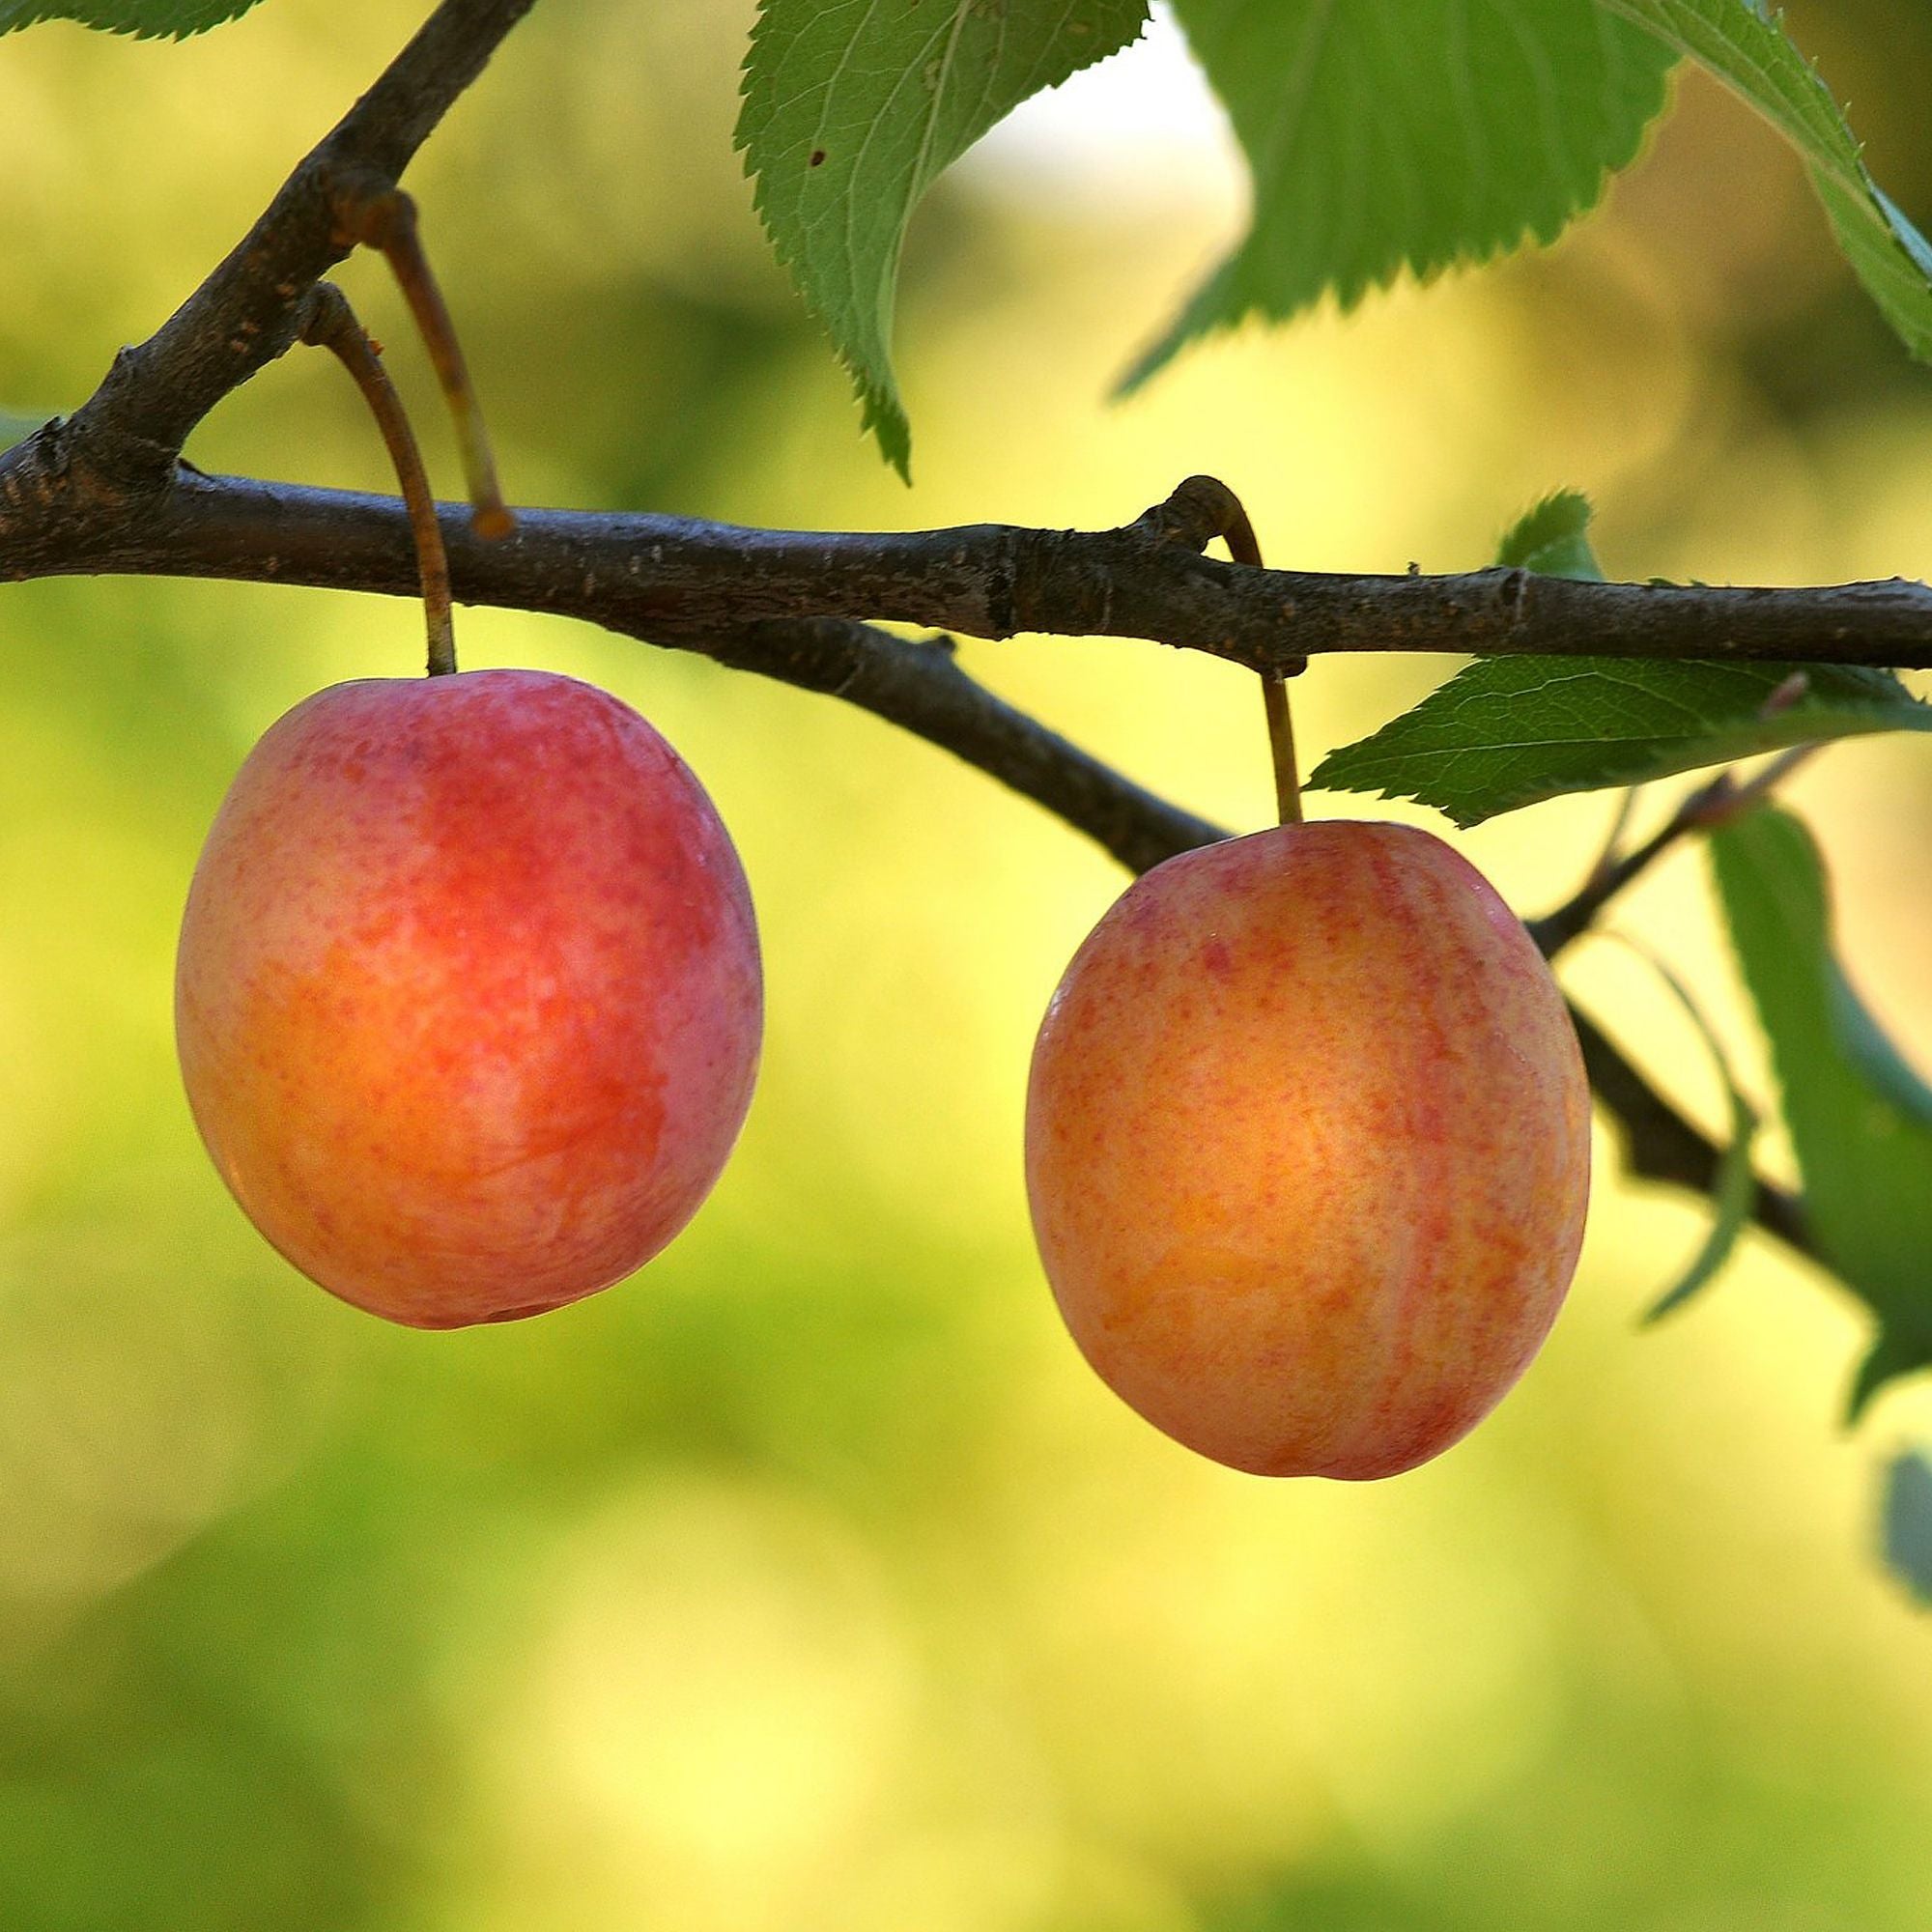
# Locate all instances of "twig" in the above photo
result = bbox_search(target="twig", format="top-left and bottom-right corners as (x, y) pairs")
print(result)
(678, 628), (1823, 1268)
(43, 0), (537, 492)
(1585, 787), (1641, 891)
(702, 617), (1228, 877)
(8, 472), (1932, 669)
(1530, 742), (1828, 956)
(1569, 1006), (1807, 1252)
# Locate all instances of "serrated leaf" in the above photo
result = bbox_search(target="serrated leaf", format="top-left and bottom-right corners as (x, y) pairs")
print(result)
(1496, 490), (1605, 581)
(1319, 490), (1932, 823)
(1709, 807), (1932, 1421)
(1881, 1450), (1932, 1606)
(1126, 0), (1675, 387)
(1601, 0), (1932, 366)
(738, 0), (1148, 477)
(1602, 939), (1758, 1322)
(1310, 659), (1932, 827)
(0, 0), (262, 37)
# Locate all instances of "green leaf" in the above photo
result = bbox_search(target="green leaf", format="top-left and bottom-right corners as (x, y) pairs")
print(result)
(1846, 1329), (1932, 1430)
(0, 0), (263, 37)
(1316, 491), (1932, 824)
(1709, 806), (1932, 1420)
(1601, 0), (1932, 365)
(1881, 1450), (1932, 1606)
(1127, 0), (1676, 387)
(1646, 1074), (1756, 1321)
(1495, 490), (1605, 581)
(1602, 940), (1759, 1323)
(738, 0), (1149, 477)
(1310, 658), (1932, 827)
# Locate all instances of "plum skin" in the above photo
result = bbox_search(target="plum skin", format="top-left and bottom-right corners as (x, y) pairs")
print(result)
(1024, 820), (1590, 1479)
(176, 668), (761, 1328)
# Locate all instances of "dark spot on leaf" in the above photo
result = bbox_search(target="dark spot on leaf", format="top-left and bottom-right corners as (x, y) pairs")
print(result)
(809, 149), (827, 167)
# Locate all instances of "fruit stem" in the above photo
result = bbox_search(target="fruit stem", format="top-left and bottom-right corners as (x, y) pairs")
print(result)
(1211, 495), (1304, 826)
(1261, 673), (1303, 826)
(334, 184), (513, 541)
(300, 282), (458, 676)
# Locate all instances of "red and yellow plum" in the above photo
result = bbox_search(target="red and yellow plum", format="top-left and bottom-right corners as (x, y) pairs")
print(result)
(1025, 821), (1589, 1479)
(176, 668), (760, 1327)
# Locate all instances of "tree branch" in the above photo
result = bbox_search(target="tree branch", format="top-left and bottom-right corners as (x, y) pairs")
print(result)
(700, 617), (1228, 878)
(1570, 1008), (1808, 1254)
(7, 469), (1932, 668)
(703, 616), (1814, 1268)
(19, 0), (534, 500)
(1526, 744), (1827, 958)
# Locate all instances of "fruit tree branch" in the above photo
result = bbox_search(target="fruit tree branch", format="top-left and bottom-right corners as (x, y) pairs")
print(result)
(701, 616), (1230, 878)
(1526, 743), (1827, 958)
(658, 615), (1817, 1268)
(6, 469), (1932, 669)
(1568, 1007), (1807, 1254)
(21, 0), (534, 500)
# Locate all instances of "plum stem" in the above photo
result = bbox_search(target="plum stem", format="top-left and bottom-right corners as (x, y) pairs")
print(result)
(1260, 672), (1302, 826)
(332, 183), (512, 541)
(299, 282), (458, 675)
(1206, 491), (1304, 826)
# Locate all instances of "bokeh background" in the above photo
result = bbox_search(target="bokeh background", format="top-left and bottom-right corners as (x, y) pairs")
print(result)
(2, 2), (1931, 1926)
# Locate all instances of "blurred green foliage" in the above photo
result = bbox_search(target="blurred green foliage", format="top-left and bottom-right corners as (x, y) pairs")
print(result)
(1, 3), (1931, 1929)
